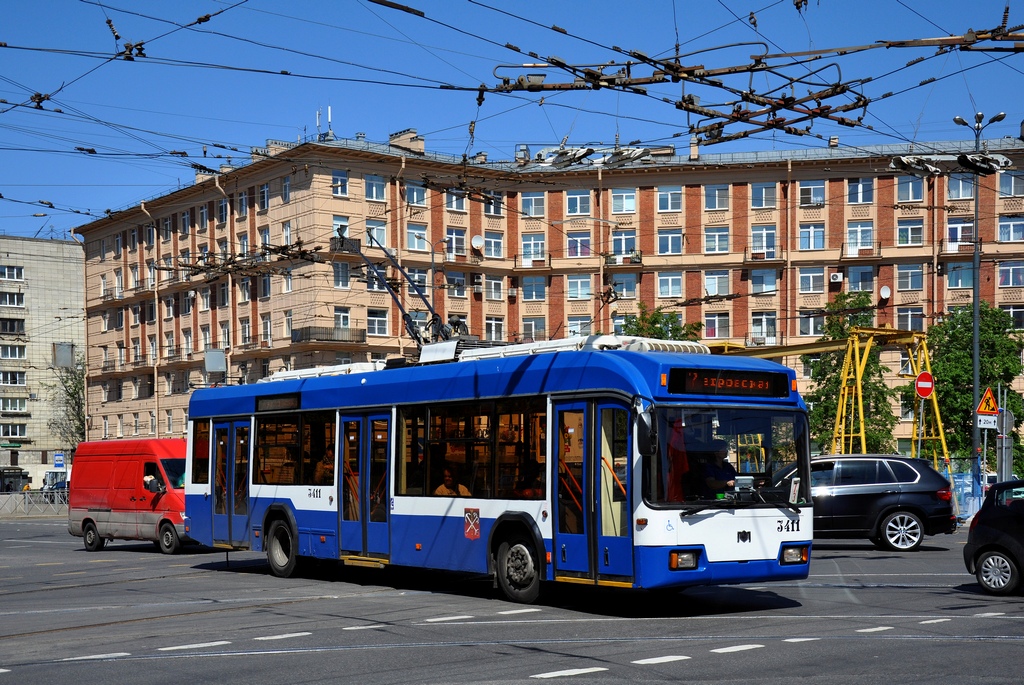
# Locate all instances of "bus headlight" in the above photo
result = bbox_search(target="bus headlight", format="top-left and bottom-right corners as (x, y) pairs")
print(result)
(669, 550), (699, 570)
(781, 545), (808, 564)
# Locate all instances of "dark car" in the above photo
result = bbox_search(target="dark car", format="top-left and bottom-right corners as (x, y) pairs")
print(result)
(776, 455), (956, 551)
(963, 480), (1024, 594)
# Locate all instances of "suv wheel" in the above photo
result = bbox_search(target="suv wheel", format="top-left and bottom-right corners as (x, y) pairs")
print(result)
(879, 511), (924, 551)
(976, 550), (1020, 595)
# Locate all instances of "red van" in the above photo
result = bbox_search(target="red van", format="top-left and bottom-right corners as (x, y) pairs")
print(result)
(68, 439), (190, 554)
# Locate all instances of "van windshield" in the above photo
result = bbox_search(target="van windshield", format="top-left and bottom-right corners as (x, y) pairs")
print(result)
(162, 458), (186, 489)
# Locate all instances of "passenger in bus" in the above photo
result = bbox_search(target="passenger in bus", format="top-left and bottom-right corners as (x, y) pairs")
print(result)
(434, 467), (471, 497)
(513, 460), (543, 499)
(315, 447), (335, 485)
(703, 440), (738, 496)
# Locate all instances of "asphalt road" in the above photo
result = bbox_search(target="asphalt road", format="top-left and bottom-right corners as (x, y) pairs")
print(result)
(1, 518), (1021, 684)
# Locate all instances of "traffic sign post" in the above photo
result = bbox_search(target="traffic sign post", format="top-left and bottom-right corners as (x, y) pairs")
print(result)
(976, 387), (999, 430)
(914, 372), (934, 399)
(53, 451), (65, 470)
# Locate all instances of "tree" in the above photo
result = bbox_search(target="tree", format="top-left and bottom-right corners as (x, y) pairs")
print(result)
(620, 301), (703, 340)
(926, 302), (1024, 474)
(802, 291), (898, 453)
(45, 353), (86, 456)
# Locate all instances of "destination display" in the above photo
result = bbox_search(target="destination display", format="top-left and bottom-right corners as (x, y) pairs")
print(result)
(668, 368), (790, 397)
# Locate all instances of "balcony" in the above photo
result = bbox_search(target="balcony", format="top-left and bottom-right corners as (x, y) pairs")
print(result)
(330, 236), (362, 253)
(514, 253), (550, 269)
(290, 326), (368, 344)
(840, 241), (882, 260)
(604, 250), (643, 266)
(743, 246), (785, 263)
(940, 238), (977, 255)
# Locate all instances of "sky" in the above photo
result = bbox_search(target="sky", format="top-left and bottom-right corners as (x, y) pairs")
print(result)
(1, 0), (1022, 240)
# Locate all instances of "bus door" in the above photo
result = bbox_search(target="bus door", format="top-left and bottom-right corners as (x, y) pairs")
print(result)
(595, 403), (633, 578)
(553, 403), (590, 574)
(339, 414), (390, 556)
(212, 420), (251, 547)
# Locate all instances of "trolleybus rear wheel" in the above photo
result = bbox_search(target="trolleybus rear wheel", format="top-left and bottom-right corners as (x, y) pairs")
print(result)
(267, 520), (298, 577)
(496, 536), (540, 603)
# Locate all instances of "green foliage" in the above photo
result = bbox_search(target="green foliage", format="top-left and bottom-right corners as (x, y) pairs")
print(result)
(620, 301), (702, 340)
(926, 302), (1024, 474)
(801, 291), (897, 454)
(44, 353), (86, 455)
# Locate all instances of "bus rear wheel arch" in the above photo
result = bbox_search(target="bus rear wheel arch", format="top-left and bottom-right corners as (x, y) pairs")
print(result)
(496, 535), (541, 603)
(266, 519), (298, 578)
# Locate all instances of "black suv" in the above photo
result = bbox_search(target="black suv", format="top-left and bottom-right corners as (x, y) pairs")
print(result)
(963, 480), (1024, 594)
(777, 455), (956, 551)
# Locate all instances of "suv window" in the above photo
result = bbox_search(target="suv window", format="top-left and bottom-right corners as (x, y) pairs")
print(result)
(810, 461), (835, 487)
(836, 460), (878, 486)
(887, 460), (919, 484)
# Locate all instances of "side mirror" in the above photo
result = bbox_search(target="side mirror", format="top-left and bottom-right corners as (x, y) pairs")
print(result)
(145, 478), (166, 494)
(636, 407), (658, 457)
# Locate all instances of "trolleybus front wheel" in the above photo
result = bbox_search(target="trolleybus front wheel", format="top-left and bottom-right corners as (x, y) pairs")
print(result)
(267, 520), (298, 577)
(496, 536), (540, 603)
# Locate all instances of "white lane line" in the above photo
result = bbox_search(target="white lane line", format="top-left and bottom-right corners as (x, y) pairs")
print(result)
(975, 612), (1006, 617)
(53, 571), (88, 577)
(157, 641), (231, 652)
(254, 632), (311, 641)
(856, 626), (893, 633)
(783, 638), (821, 642)
(0, 668), (10, 672)
(61, 653), (131, 661)
(530, 667), (609, 678)
(632, 655), (691, 664)
(499, 608), (542, 615)
(710, 644), (764, 653)
(920, 618), (951, 624)
(342, 624), (386, 631)
(424, 615), (473, 623)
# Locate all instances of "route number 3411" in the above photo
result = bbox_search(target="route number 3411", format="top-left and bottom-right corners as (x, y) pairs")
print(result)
(777, 519), (800, 533)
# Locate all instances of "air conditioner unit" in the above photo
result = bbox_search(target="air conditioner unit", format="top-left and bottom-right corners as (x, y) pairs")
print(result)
(830, 272), (844, 283)
(473, 285), (483, 294)
(508, 287), (518, 298)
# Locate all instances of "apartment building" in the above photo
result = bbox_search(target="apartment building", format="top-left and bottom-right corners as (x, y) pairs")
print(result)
(72, 130), (1024, 450)
(0, 236), (85, 485)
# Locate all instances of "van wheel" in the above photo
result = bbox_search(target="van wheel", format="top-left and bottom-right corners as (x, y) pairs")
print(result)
(83, 522), (105, 552)
(496, 536), (540, 603)
(266, 520), (298, 578)
(158, 522), (180, 555)
(879, 511), (924, 551)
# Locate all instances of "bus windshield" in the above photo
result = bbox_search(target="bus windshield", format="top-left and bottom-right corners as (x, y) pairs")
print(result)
(646, 406), (809, 507)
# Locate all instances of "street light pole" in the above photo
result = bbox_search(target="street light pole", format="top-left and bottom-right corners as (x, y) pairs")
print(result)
(953, 110), (1005, 498)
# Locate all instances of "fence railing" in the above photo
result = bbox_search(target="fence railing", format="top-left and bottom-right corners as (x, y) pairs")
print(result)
(0, 491), (68, 518)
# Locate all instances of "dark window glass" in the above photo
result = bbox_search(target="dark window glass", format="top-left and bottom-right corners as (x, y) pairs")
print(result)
(810, 461), (835, 487)
(888, 461), (919, 484)
(837, 460), (878, 486)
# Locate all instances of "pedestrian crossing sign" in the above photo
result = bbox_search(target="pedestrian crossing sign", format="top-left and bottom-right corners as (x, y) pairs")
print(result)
(977, 387), (999, 415)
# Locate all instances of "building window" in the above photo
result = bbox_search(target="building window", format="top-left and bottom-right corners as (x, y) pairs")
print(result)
(367, 309), (389, 336)
(406, 182), (425, 206)
(522, 316), (545, 341)
(947, 262), (973, 289)
(704, 184), (729, 211)
(366, 270), (388, 292)
(799, 267), (825, 293)
(848, 178), (874, 204)
(406, 223), (427, 251)
(365, 174), (386, 201)
(802, 355), (819, 379)
(897, 175), (923, 203)
(612, 273), (637, 299)
(897, 218), (924, 246)
(847, 221), (874, 251)
(484, 231), (503, 258)
(705, 226), (729, 253)
(799, 312), (825, 336)
(799, 180), (825, 206)
(658, 271), (682, 298)
(704, 270), (729, 296)
(217, 198), (228, 223)
(237, 191), (248, 218)
(332, 170), (348, 196)
(848, 266), (874, 293)
(658, 185), (682, 212)
(520, 191), (544, 217)
(567, 274), (591, 300)
(567, 231), (591, 257)
(446, 228), (466, 256)
(611, 229), (636, 255)
(485, 274), (503, 300)
(567, 316), (591, 336)
(1000, 215), (1024, 242)
(333, 262), (350, 289)
(258, 183), (269, 211)
(446, 190), (467, 212)
(1000, 171), (1024, 197)
(612, 188), (636, 213)
(200, 287), (210, 311)
(657, 228), (682, 255)
(751, 311), (777, 344)
(334, 306), (350, 330)
(522, 234), (545, 260)
(751, 182), (776, 209)
(751, 225), (776, 258)
(999, 261), (1024, 287)
(522, 276), (546, 301)
(483, 190), (503, 216)
(283, 311), (292, 337)
(282, 269), (292, 293)
(949, 173), (974, 200)
(485, 316), (504, 342)
(366, 220), (386, 249)
(281, 176), (291, 203)
(799, 223), (825, 250)
(705, 312), (730, 339)
(897, 307), (924, 331)
(753, 266), (774, 294)
(1001, 304), (1024, 329)
(897, 264), (924, 291)
(566, 190), (590, 216)
(0, 371), (26, 385)
(947, 218), (975, 250)
(447, 271), (466, 297)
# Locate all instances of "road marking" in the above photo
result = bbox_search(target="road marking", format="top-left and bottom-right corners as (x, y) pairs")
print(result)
(856, 627), (893, 633)
(975, 612), (1006, 617)
(711, 644), (764, 653)
(632, 655), (691, 664)
(425, 615), (473, 623)
(499, 608), (542, 615)
(0, 668), (10, 673)
(157, 641), (231, 651)
(87, 559), (119, 563)
(920, 619), (951, 624)
(783, 638), (821, 642)
(61, 653), (131, 661)
(254, 632), (311, 641)
(530, 667), (609, 678)
(342, 624), (386, 631)
(53, 571), (88, 577)
(34, 562), (63, 567)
